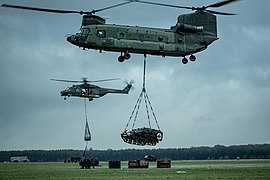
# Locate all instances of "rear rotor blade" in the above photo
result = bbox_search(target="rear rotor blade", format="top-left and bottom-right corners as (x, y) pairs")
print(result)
(206, 9), (237, 15)
(206, 0), (239, 8)
(126, 0), (239, 15)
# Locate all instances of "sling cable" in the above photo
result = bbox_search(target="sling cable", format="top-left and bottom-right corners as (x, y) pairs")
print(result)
(121, 55), (163, 146)
(82, 98), (91, 157)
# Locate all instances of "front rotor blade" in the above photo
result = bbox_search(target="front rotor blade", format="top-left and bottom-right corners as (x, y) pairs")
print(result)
(206, 0), (239, 8)
(2, 2), (132, 15)
(1, 4), (86, 14)
(126, 0), (193, 10)
(206, 9), (237, 15)
(94, 1), (132, 13)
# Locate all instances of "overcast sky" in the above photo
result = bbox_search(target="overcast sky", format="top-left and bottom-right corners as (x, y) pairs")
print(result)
(0, 0), (269, 151)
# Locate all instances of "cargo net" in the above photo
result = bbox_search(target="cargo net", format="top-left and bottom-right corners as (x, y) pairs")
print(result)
(121, 56), (163, 146)
(84, 121), (91, 141)
(84, 99), (91, 141)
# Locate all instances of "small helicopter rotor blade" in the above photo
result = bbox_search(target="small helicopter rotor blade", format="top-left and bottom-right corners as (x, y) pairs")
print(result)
(206, 9), (237, 15)
(50, 79), (81, 83)
(129, 79), (135, 85)
(125, 0), (193, 10)
(206, 0), (240, 9)
(51, 78), (120, 84)
(88, 78), (121, 83)
(124, 79), (135, 86)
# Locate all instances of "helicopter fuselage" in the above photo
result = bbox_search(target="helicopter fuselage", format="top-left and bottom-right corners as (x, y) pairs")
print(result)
(60, 83), (132, 101)
(67, 12), (218, 62)
(2, 0), (238, 64)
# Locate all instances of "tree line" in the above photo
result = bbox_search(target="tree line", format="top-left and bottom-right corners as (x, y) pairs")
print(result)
(1, 144), (270, 162)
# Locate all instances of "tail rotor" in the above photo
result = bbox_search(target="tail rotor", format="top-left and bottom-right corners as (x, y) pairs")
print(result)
(124, 79), (135, 92)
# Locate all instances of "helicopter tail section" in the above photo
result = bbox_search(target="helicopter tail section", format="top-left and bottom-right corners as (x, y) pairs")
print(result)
(123, 83), (132, 94)
(177, 12), (217, 37)
(105, 83), (132, 94)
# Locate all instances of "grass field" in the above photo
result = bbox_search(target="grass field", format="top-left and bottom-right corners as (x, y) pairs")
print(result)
(1, 160), (270, 179)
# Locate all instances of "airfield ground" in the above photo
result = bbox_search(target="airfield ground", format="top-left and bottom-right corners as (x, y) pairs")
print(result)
(1, 160), (270, 179)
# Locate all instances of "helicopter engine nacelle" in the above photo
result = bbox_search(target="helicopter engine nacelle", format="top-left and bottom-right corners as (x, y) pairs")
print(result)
(172, 23), (203, 33)
(176, 12), (217, 37)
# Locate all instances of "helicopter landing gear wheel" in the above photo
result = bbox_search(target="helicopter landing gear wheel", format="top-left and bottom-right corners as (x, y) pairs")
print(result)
(118, 51), (131, 62)
(190, 54), (196, 62)
(124, 52), (131, 60)
(118, 55), (125, 62)
(182, 57), (188, 64)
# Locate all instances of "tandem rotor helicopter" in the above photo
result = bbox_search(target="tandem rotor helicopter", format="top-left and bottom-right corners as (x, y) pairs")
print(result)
(1, 0), (239, 64)
(51, 78), (133, 101)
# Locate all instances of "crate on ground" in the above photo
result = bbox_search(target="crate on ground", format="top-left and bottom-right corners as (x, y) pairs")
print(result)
(128, 160), (149, 168)
(108, 160), (121, 169)
(157, 159), (171, 168)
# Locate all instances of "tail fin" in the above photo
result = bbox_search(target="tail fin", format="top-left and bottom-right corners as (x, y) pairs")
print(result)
(123, 84), (132, 94)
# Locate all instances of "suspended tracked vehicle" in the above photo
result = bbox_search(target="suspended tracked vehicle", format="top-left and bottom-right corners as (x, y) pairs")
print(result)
(121, 127), (163, 146)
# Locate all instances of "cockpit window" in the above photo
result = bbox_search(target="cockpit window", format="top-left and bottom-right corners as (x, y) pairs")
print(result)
(67, 86), (74, 91)
(80, 28), (90, 37)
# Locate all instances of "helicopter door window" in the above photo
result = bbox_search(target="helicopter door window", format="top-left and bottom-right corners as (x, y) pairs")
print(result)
(158, 36), (163, 42)
(97, 30), (106, 38)
(139, 34), (144, 42)
(118, 32), (125, 39)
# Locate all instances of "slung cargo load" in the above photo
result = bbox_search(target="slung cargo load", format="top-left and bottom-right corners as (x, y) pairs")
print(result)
(121, 56), (163, 146)
(83, 99), (91, 141)
(84, 121), (91, 141)
(121, 127), (163, 146)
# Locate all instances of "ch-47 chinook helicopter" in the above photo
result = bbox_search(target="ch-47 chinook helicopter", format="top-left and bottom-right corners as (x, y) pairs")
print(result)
(51, 78), (133, 101)
(1, 0), (239, 64)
